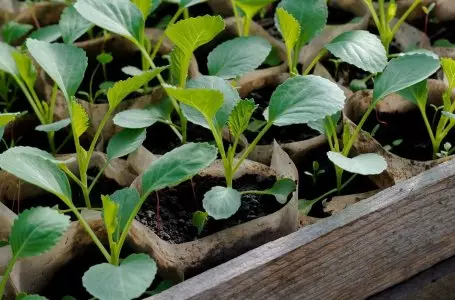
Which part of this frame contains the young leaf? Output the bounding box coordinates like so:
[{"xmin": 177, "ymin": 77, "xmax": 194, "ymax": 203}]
[
  {"xmin": 141, "ymin": 142, "xmax": 218, "ymax": 196},
  {"xmin": 60, "ymin": 5, "xmax": 93, "ymax": 44},
  {"xmin": 397, "ymin": 80, "xmax": 428, "ymax": 106},
  {"xmin": 275, "ymin": 7, "xmax": 300, "ymax": 65},
  {"xmin": 276, "ymin": 0, "xmax": 328, "ymax": 47},
  {"xmin": 0, "ymin": 41, "xmax": 19, "ymax": 75},
  {"xmin": 164, "ymin": 85, "xmax": 224, "ymax": 127},
  {"xmin": 192, "ymin": 211, "xmax": 208, "ymax": 235},
  {"xmin": 35, "ymin": 118, "xmax": 71, "ymax": 133},
  {"xmin": 325, "ymin": 30, "xmax": 387, "ymax": 73},
  {"xmin": 109, "ymin": 188, "xmax": 141, "ymax": 241},
  {"xmin": 373, "ymin": 54, "xmax": 440, "ymax": 103},
  {"xmin": 71, "ymin": 100, "xmax": 89, "ymax": 138},
  {"xmin": 0, "ymin": 147, "xmax": 72, "ymax": 201},
  {"xmin": 166, "ymin": 15, "xmax": 224, "ymax": 85},
  {"xmin": 327, "ymin": 151, "xmax": 387, "ymax": 175},
  {"xmin": 97, "ymin": 52, "xmax": 113, "ymax": 65},
  {"xmin": 228, "ymin": 99, "xmax": 256, "ymax": 137},
  {"xmin": 2, "ymin": 21, "xmax": 33, "ymax": 44},
  {"xmin": 122, "ymin": 66, "xmax": 144, "ymax": 76},
  {"xmin": 101, "ymin": 195, "xmax": 119, "ymax": 240},
  {"xmin": 441, "ymin": 57, "xmax": 455, "ymax": 89},
  {"xmin": 83, "ymin": 253, "xmax": 156, "ymax": 300},
  {"xmin": 107, "ymin": 128, "xmax": 146, "ymax": 160},
  {"xmin": 182, "ymin": 76, "xmax": 240, "ymax": 129},
  {"xmin": 10, "ymin": 207, "xmax": 70, "ymax": 258},
  {"xmin": 107, "ymin": 68, "xmax": 167, "ymax": 109},
  {"xmin": 132, "ymin": 0, "xmax": 152, "ymax": 19},
  {"xmin": 0, "ymin": 112, "xmax": 21, "ymax": 127},
  {"xmin": 74, "ymin": 0, "xmax": 144, "ymax": 43},
  {"xmin": 266, "ymin": 75, "xmax": 345, "ymax": 126},
  {"xmin": 13, "ymin": 52, "xmax": 37, "ymax": 88},
  {"xmin": 260, "ymin": 178, "xmax": 296, "ymax": 204},
  {"xmin": 203, "ymin": 186, "xmax": 241, "ymax": 220},
  {"xmin": 207, "ymin": 36, "xmax": 271, "ymax": 79},
  {"xmin": 235, "ymin": 0, "xmax": 276, "ymax": 23},
  {"xmin": 26, "ymin": 39, "xmax": 88, "ymax": 101},
  {"xmin": 29, "ymin": 25, "xmax": 62, "ymax": 43}
]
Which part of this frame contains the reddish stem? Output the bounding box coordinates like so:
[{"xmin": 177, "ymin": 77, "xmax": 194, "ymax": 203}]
[
  {"xmin": 424, "ymin": 15, "xmax": 428, "ymax": 35},
  {"xmin": 375, "ymin": 106, "xmax": 388, "ymax": 127}
]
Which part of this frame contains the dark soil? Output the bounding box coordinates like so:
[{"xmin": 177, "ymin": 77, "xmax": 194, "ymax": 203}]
[
  {"xmin": 5, "ymin": 168, "xmax": 122, "ymax": 217},
  {"xmin": 362, "ymin": 106, "xmax": 455, "ymax": 161},
  {"xmin": 245, "ymin": 86, "xmax": 319, "ymax": 145},
  {"xmin": 39, "ymin": 244, "xmax": 171, "ymax": 299},
  {"xmin": 297, "ymin": 143, "xmax": 379, "ymax": 218},
  {"xmin": 136, "ymin": 174, "xmax": 285, "ymax": 244},
  {"xmin": 416, "ymin": 17, "xmax": 455, "ymax": 45}
]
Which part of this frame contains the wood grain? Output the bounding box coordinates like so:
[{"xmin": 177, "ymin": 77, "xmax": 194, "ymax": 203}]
[{"xmin": 149, "ymin": 159, "xmax": 455, "ymax": 300}]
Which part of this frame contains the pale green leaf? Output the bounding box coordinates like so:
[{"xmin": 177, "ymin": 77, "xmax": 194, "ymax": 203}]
[
  {"xmin": 122, "ymin": 65, "xmax": 143, "ymax": 76},
  {"xmin": 109, "ymin": 188, "xmax": 140, "ymax": 241},
  {"xmin": 228, "ymin": 99, "xmax": 256, "ymax": 137},
  {"xmin": 60, "ymin": 5, "xmax": 93, "ymax": 44},
  {"xmin": 26, "ymin": 39, "xmax": 88, "ymax": 101},
  {"xmin": 0, "ymin": 41, "xmax": 19, "ymax": 75},
  {"xmin": 207, "ymin": 36, "xmax": 271, "ymax": 79},
  {"xmin": 441, "ymin": 57, "xmax": 455, "ymax": 89},
  {"xmin": 181, "ymin": 76, "xmax": 240, "ymax": 129},
  {"xmin": 29, "ymin": 25, "xmax": 62, "ymax": 43},
  {"xmin": 266, "ymin": 75, "xmax": 345, "ymax": 126},
  {"xmin": 2, "ymin": 21, "xmax": 33, "ymax": 44},
  {"xmin": 35, "ymin": 118, "xmax": 71, "ymax": 132},
  {"xmin": 235, "ymin": 0, "xmax": 276, "ymax": 20},
  {"xmin": 373, "ymin": 54, "xmax": 440, "ymax": 103},
  {"xmin": 260, "ymin": 178, "xmax": 296, "ymax": 204},
  {"xmin": 10, "ymin": 207, "xmax": 70, "ymax": 258},
  {"xmin": 101, "ymin": 195, "xmax": 119, "ymax": 241},
  {"xmin": 107, "ymin": 128, "xmax": 146, "ymax": 160},
  {"xmin": 113, "ymin": 98, "xmax": 173, "ymax": 128},
  {"xmin": 0, "ymin": 147, "xmax": 72, "ymax": 201},
  {"xmin": 0, "ymin": 112, "xmax": 20, "ymax": 127},
  {"xmin": 107, "ymin": 67, "xmax": 166, "ymax": 109},
  {"xmin": 203, "ymin": 186, "xmax": 241, "ymax": 220},
  {"xmin": 71, "ymin": 100, "xmax": 89, "ymax": 138},
  {"xmin": 276, "ymin": 0, "xmax": 328, "ymax": 47},
  {"xmin": 325, "ymin": 30, "xmax": 387, "ymax": 73},
  {"xmin": 327, "ymin": 151, "xmax": 387, "ymax": 175},
  {"xmin": 397, "ymin": 80, "xmax": 428, "ymax": 106},
  {"xmin": 442, "ymin": 111, "xmax": 455, "ymax": 120},
  {"xmin": 83, "ymin": 254, "xmax": 156, "ymax": 300},
  {"xmin": 275, "ymin": 7, "xmax": 300, "ymax": 64},
  {"xmin": 13, "ymin": 52, "xmax": 37, "ymax": 88},
  {"xmin": 132, "ymin": 0, "xmax": 152, "ymax": 19},
  {"xmin": 141, "ymin": 142, "xmax": 218, "ymax": 196},
  {"xmin": 74, "ymin": 0, "xmax": 144, "ymax": 43}
]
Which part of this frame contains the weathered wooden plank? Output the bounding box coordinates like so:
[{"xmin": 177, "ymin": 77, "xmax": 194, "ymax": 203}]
[{"xmin": 149, "ymin": 159, "xmax": 455, "ymax": 300}]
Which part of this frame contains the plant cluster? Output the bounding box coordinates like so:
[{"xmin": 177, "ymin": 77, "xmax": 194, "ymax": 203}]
[{"xmin": 0, "ymin": 0, "xmax": 452, "ymax": 298}]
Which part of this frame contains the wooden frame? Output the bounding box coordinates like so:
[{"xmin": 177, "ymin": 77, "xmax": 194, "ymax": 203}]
[{"xmin": 148, "ymin": 159, "xmax": 455, "ymax": 299}]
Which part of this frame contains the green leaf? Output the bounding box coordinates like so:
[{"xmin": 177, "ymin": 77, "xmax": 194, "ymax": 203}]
[
  {"xmin": 164, "ymin": 85, "xmax": 224, "ymax": 128},
  {"xmin": 275, "ymin": 7, "xmax": 300, "ymax": 65},
  {"xmin": 441, "ymin": 57, "xmax": 455, "ymax": 89},
  {"xmin": 2, "ymin": 21, "xmax": 33, "ymax": 44},
  {"xmin": 16, "ymin": 295, "xmax": 48, "ymax": 300},
  {"xmin": 276, "ymin": 0, "xmax": 328, "ymax": 47},
  {"xmin": 132, "ymin": 0, "xmax": 152, "ymax": 19},
  {"xmin": 0, "ymin": 147, "xmax": 72, "ymax": 201},
  {"xmin": 13, "ymin": 52, "xmax": 37, "ymax": 88},
  {"xmin": 228, "ymin": 99, "xmax": 256, "ymax": 137},
  {"xmin": 349, "ymin": 79, "xmax": 367, "ymax": 92},
  {"xmin": 181, "ymin": 76, "xmax": 240, "ymax": 129},
  {"xmin": 207, "ymin": 36, "xmax": 271, "ymax": 79},
  {"xmin": 97, "ymin": 52, "xmax": 113, "ymax": 65},
  {"xmin": 101, "ymin": 195, "xmax": 119, "ymax": 241},
  {"xmin": 434, "ymin": 39, "xmax": 455, "ymax": 48},
  {"xmin": 167, "ymin": 0, "xmax": 206, "ymax": 8},
  {"xmin": 0, "ymin": 112, "xmax": 21, "ymax": 127},
  {"xmin": 298, "ymin": 198, "xmax": 318, "ymax": 215},
  {"xmin": 266, "ymin": 75, "xmax": 345, "ymax": 126},
  {"xmin": 397, "ymin": 79, "xmax": 428, "ymax": 106},
  {"xmin": 373, "ymin": 54, "xmax": 440, "ymax": 103},
  {"xmin": 122, "ymin": 65, "xmax": 143, "ymax": 76},
  {"xmin": 235, "ymin": 0, "xmax": 276, "ymax": 20},
  {"xmin": 74, "ymin": 0, "xmax": 144, "ymax": 43},
  {"xmin": 113, "ymin": 107, "xmax": 169, "ymax": 128},
  {"xmin": 71, "ymin": 100, "xmax": 89, "ymax": 138},
  {"xmin": 192, "ymin": 211, "xmax": 208, "ymax": 235},
  {"xmin": 261, "ymin": 178, "xmax": 296, "ymax": 204},
  {"xmin": 327, "ymin": 151, "xmax": 387, "ymax": 175},
  {"xmin": 203, "ymin": 186, "xmax": 241, "ymax": 220},
  {"xmin": 325, "ymin": 30, "xmax": 387, "ymax": 73},
  {"xmin": 107, "ymin": 128, "xmax": 146, "ymax": 160},
  {"xmin": 60, "ymin": 5, "xmax": 93, "ymax": 44},
  {"xmin": 10, "ymin": 207, "xmax": 70, "ymax": 258},
  {"xmin": 26, "ymin": 39, "xmax": 88, "ymax": 101},
  {"xmin": 107, "ymin": 68, "xmax": 166, "ymax": 109},
  {"xmin": 0, "ymin": 240, "xmax": 8, "ymax": 247},
  {"xmin": 35, "ymin": 118, "xmax": 71, "ymax": 132},
  {"xmin": 0, "ymin": 41, "xmax": 19, "ymax": 75},
  {"xmin": 29, "ymin": 25, "xmax": 62, "ymax": 43},
  {"xmin": 109, "ymin": 188, "xmax": 140, "ymax": 241},
  {"xmin": 141, "ymin": 142, "xmax": 217, "ymax": 196},
  {"xmin": 83, "ymin": 253, "xmax": 156, "ymax": 300},
  {"xmin": 166, "ymin": 15, "xmax": 224, "ymax": 85},
  {"xmin": 307, "ymin": 111, "xmax": 341, "ymax": 135}
]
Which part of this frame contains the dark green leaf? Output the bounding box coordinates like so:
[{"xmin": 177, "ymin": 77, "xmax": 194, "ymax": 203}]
[
  {"xmin": 192, "ymin": 211, "xmax": 208, "ymax": 235},
  {"xmin": 397, "ymin": 79, "xmax": 428, "ymax": 106},
  {"xmin": 107, "ymin": 128, "xmax": 146, "ymax": 160},
  {"xmin": 2, "ymin": 21, "xmax": 33, "ymax": 44}
]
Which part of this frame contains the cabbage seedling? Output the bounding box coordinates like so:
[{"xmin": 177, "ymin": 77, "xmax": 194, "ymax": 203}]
[
  {"xmin": 0, "ymin": 207, "xmax": 70, "ymax": 297},
  {"xmin": 165, "ymin": 74, "xmax": 345, "ymax": 220}
]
